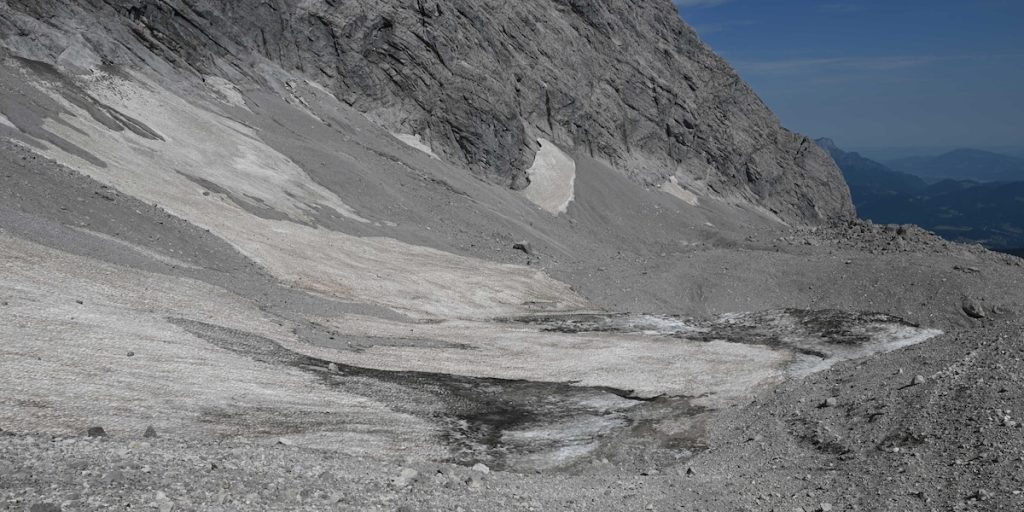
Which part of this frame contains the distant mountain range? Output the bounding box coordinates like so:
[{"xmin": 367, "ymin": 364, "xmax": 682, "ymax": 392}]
[
  {"xmin": 817, "ymin": 139, "xmax": 1024, "ymax": 250},
  {"xmin": 885, "ymin": 148, "xmax": 1024, "ymax": 183},
  {"xmin": 816, "ymin": 139, "xmax": 927, "ymax": 208}
]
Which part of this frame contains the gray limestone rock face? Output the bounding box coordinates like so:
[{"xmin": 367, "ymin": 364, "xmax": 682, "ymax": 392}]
[{"xmin": 0, "ymin": 0, "xmax": 853, "ymax": 223}]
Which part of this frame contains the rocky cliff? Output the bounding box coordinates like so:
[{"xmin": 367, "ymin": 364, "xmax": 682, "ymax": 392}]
[{"xmin": 0, "ymin": 0, "xmax": 852, "ymax": 223}]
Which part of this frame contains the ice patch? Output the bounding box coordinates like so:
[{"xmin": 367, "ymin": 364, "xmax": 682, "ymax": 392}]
[
  {"xmin": 297, "ymin": 315, "xmax": 789, "ymax": 407},
  {"xmin": 23, "ymin": 70, "xmax": 586, "ymax": 319},
  {"xmin": 522, "ymin": 138, "xmax": 576, "ymax": 215},
  {"xmin": 59, "ymin": 71, "xmax": 367, "ymax": 224},
  {"xmin": 392, "ymin": 133, "xmax": 439, "ymax": 159},
  {"xmin": 0, "ymin": 112, "xmax": 16, "ymax": 130},
  {"xmin": 619, "ymin": 314, "xmax": 707, "ymax": 335},
  {"xmin": 204, "ymin": 76, "xmax": 250, "ymax": 111},
  {"xmin": 660, "ymin": 176, "xmax": 699, "ymax": 206},
  {"xmin": 0, "ymin": 234, "xmax": 436, "ymax": 456},
  {"xmin": 788, "ymin": 324, "xmax": 943, "ymax": 377}
]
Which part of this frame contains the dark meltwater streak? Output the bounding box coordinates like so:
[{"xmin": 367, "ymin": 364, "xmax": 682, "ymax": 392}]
[
  {"xmin": 171, "ymin": 309, "xmax": 935, "ymax": 471},
  {"xmin": 170, "ymin": 318, "xmax": 708, "ymax": 472}
]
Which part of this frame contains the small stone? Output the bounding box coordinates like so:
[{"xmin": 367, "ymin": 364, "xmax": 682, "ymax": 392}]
[
  {"xmin": 962, "ymin": 298, "xmax": 986, "ymax": 319},
  {"xmin": 154, "ymin": 492, "xmax": 174, "ymax": 512},
  {"xmin": 912, "ymin": 375, "xmax": 926, "ymax": 386},
  {"xmin": 327, "ymin": 362, "xmax": 339, "ymax": 372},
  {"xmin": 87, "ymin": 426, "xmax": 107, "ymax": 438},
  {"xmin": 393, "ymin": 468, "xmax": 419, "ymax": 487},
  {"xmin": 510, "ymin": 173, "xmax": 530, "ymax": 191},
  {"xmin": 976, "ymin": 489, "xmax": 993, "ymax": 501},
  {"xmin": 144, "ymin": 425, "xmax": 158, "ymax": 438},
  {"xmin": 278, "ymin": 437, "xmax": 295, "ymax": 446},
  {"xmin": 822, "ymin": 397, "xmax": 838, "ymax": 408},
  {"xmin": 102, "ymin": 469, "xmax": 124, "ymax": 483},
  {"xmin": 127, "ymin": 351, "xmax": 135, "ymax": 357},
  {"xmin": 819, "ymin": 503, "xmax": 833, "ymax": 512},
  {"xmin": 471, "ymin": 463, "xmax": 490, "ymax": 474},
  {"xmin": 512, "ymin": 241, "xmax": 533, "ymax": 255},
  {"xmin": 466, "ymin": 473, "xmax": 484, "ymax": 489}
]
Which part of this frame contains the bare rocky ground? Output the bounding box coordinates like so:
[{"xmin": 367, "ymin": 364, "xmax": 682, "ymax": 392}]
[
  {"xmin": 1, "ymin": 1, "xmax": 1024, "ymax": 511},
  {"xmin": 4, "ymin": 319, "xmax": 1024, "ymax": 512}
]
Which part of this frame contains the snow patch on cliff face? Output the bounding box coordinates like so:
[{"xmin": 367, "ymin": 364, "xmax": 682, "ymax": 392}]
[
  {"xmin": 204, "ymin": 76, "xmax": 250, "ymax": 111},
  {"xmin": 522, "ymin": 139, "xmax": 576, "ymax": 215},
  {"xmin": 392, "ymin": 133, "xmax": 439, "ymax": 159},
  {"xmin": 660, "ymin": 176, "xmax": 700, "ymax": 206}
]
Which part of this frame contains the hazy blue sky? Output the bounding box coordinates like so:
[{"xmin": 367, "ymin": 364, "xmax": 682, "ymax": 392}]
[{"xmin": 674, "ymin": 0, "xmax": 1024, "ymax": 157}]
